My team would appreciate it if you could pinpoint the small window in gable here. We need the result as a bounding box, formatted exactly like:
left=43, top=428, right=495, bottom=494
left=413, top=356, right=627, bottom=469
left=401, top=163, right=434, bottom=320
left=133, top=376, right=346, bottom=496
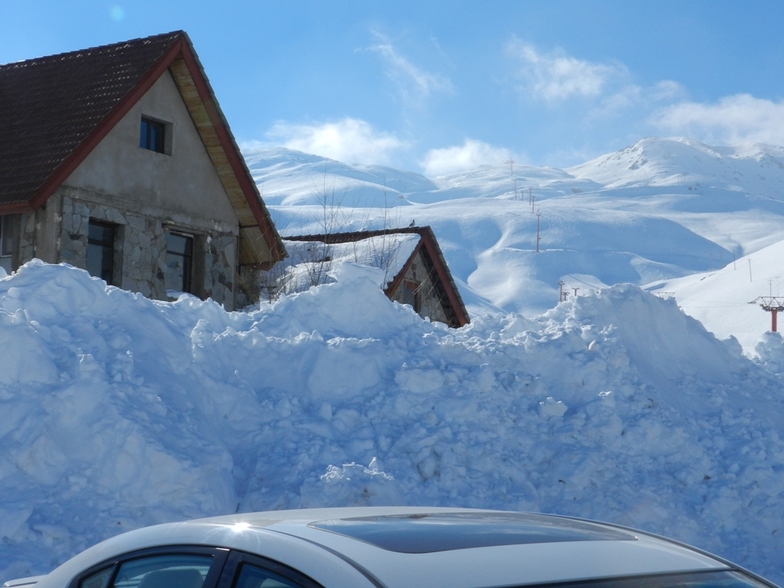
left=140, top=116, right=171, bottom=154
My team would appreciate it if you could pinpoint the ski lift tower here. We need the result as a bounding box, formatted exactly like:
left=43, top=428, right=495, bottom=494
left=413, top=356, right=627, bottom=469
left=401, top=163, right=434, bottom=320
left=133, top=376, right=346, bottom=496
left=758, top=296, right=784, bottom=332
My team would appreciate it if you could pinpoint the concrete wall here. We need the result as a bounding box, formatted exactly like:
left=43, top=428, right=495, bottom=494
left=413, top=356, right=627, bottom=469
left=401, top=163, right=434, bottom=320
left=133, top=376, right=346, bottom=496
left=390, top=249, right=450, bottom=325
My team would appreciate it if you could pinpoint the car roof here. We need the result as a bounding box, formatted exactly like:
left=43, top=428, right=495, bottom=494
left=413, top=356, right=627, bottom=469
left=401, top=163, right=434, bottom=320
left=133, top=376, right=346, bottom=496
left=32, top=508, right=730, bottom=588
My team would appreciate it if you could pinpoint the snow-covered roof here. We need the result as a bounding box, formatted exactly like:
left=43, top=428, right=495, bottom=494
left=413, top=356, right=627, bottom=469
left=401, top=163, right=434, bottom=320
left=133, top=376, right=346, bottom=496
left=276, top=227, right=470, bottom=327
left=281, top=232, right=421, bottom=291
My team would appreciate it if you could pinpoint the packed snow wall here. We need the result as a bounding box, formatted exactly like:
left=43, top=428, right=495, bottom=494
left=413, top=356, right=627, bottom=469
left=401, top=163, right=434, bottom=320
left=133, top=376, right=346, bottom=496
left=2, top=260, right=784, bottom=583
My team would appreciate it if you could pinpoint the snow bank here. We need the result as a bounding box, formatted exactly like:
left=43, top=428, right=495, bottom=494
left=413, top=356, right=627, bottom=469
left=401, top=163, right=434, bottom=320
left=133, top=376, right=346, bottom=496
left=3, top=261, right=784, bottom=584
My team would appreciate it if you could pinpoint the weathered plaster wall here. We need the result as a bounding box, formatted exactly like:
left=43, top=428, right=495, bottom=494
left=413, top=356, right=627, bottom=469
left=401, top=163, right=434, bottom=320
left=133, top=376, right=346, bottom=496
left=63, top=70, right=238, bottom=234
left=390, top=249, right=449, bottom=325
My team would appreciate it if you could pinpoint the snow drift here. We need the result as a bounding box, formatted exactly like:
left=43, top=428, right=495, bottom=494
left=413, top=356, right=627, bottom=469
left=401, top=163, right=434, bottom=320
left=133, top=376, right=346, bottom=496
left=3, top=261, right=784, bottom=583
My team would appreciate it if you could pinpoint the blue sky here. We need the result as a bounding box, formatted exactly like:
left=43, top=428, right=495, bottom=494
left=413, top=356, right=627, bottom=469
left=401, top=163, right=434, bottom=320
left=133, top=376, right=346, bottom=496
left=3, top=1, right=784, bottom=174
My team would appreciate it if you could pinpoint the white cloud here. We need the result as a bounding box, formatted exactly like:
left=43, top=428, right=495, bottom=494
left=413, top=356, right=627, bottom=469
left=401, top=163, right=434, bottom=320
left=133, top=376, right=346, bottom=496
left=590, top=80, right=685, bottom=120
left=650, top=80, right=683, bottom=102
left=506, top=39, right=624, bottom=102
left=420, top=139, right=519, bottom=176
left=368, top=32, right=453, bottom=105
left=266, top=118, right=408, bottom=165
left=653, top=94, right=784, bottom=146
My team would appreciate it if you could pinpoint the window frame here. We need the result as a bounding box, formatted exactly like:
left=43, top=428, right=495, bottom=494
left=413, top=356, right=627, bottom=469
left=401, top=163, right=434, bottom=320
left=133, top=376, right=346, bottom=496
left=67, top=546, right=327, bottom=588
left=69, top=546, right=229, bottom=588
left=400, top=279, right=421, bottom=313
left=164, top=229, right=195, bottom=294
left=216, top=550, right=324, bottom=588
left=0, top=215, right=12, bottom=258
left=139, top=116, right=172, bottom=155
left=86, top=219, right=117, bottom=285
left=0, top=215, right=13, bottom=273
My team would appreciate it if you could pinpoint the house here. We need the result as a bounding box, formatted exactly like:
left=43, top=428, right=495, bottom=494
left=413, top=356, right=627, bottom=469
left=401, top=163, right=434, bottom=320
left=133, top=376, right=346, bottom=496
left=0, top=31, right=285, bottom=310
left=279, top=227, right=470, bottom=328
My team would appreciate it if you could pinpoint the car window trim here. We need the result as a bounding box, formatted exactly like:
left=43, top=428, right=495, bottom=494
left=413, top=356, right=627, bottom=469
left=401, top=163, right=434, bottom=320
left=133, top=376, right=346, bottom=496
left=215, top=550, right=325, bottom=588
left=67, top=545, right=230, bottom=588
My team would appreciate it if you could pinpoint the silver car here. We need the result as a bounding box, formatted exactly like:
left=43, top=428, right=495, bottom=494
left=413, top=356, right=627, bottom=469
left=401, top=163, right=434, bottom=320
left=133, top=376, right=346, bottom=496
left=3, top=507, right=777, bottom=588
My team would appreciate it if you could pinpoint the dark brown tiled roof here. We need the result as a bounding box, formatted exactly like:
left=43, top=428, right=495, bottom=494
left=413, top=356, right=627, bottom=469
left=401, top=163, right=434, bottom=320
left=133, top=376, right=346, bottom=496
left=0, top=31, right=183, bottom=206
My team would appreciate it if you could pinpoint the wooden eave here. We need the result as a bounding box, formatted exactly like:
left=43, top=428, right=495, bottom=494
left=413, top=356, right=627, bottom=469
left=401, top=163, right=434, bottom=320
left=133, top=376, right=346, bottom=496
left=417, top=229, right=470, bottom=327
left=168, top=38, right=285, bottom=266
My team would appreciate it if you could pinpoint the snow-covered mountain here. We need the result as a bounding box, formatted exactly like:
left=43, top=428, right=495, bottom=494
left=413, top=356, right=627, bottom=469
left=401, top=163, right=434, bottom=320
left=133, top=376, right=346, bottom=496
left=247, top=138, right=784, bottom=350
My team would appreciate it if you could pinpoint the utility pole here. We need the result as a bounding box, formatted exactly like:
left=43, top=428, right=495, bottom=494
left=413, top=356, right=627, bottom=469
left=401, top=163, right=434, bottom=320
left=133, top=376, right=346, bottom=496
left=530, top=188, right=535, bottom=213
left=536, top=210, right=541, bottom=253
left=505, top=159, right=517, bottom=200
left=572, top=287, right=580, bottom=298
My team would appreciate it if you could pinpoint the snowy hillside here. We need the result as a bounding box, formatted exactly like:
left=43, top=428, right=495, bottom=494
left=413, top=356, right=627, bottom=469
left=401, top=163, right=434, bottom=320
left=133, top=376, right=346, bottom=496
left=649, top=238, right=784, bottom=353
left=4, top=261, right=784, bottom=584
left=246, top=138, right=784, bottom=350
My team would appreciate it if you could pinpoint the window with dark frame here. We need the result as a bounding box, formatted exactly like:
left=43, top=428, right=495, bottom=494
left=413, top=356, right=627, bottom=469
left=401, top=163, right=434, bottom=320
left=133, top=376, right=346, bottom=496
left=0, top=216, right=11, bottom=257
left=0, top=215, right=12, bottom=273
left=139, top=117, right=166, bottom=153
left=400, top=279, right=421, bottom=313
left=165, top=231, right=194, bottom=294
left=86, top=220, right=115, bottom=284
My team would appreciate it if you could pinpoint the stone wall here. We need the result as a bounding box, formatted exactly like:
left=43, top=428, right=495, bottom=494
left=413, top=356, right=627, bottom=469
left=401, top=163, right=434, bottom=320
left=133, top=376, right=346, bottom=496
left=16, top=186, right=240, bottom=309
left=18, top=212, right=36, bottom=268
left=390, top=249, right=450, bottom=325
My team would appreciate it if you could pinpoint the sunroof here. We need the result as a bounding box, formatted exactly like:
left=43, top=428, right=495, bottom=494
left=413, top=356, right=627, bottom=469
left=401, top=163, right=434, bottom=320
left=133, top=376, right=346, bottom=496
left=310, top=512, right=635, bottom=554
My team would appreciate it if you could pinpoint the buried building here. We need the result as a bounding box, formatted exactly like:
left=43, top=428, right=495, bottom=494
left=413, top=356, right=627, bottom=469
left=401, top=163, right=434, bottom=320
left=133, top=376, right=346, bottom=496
left=275, top=227, right=469, bottom=328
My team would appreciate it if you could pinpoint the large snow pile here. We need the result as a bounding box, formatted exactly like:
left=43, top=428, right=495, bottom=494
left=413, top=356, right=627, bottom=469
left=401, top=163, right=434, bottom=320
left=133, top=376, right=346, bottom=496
left=3, top=261, right=784, bottom=583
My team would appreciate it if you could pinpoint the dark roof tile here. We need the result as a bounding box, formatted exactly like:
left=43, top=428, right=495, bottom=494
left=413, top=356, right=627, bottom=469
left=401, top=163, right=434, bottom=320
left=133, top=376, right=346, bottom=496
left=0, top=31, right=183, bottom=206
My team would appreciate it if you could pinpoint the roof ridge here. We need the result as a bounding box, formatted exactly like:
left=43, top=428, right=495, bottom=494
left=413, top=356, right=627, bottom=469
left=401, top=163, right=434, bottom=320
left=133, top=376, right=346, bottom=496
left=0, top=30, right=185, bottom=69
left=284, top=226, right=429, bottom=243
